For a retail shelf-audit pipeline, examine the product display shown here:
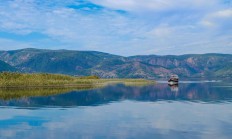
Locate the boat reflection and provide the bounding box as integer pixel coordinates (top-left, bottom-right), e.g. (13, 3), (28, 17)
(168, 84), (179, 92)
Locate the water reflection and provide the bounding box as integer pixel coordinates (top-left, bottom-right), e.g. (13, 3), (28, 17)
(0, 82), (232, 107)
(0, 82), (232, 139)
(169, 84), (179, 92)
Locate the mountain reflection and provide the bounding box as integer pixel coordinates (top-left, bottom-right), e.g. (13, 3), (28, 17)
(0, 82), (232, 107)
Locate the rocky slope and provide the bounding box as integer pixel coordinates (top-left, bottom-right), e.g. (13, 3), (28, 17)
(128, 54), (232, 78)
(0, 48), (231, 78)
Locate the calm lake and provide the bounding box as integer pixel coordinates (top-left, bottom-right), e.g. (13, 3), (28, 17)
(0, 81), (232, 139)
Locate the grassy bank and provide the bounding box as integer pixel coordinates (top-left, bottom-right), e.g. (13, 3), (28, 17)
(0, 72), (155, 88)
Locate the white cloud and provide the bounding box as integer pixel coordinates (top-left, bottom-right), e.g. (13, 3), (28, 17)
(204, 9), (232, 21)
(201, 9), (232, 32)
(148, 25), (173, 38)
(0, 0), (231, 55)
(90, 0), (220, 12)
(215, 9), (232, 17)
(0, 0), (140, 51)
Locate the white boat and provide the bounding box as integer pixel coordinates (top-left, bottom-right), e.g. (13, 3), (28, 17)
(168, 75), (179, 84)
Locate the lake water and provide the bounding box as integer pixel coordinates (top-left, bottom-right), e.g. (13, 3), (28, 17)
(0, 81), (232, 139)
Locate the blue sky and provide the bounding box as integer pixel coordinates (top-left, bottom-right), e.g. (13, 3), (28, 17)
(0, 0), (232, 56)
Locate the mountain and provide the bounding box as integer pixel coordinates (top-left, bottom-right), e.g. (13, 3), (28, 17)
(0, 48), (122, 76)
(0, 60), (16, 72)
(128, 54), (232, 78)
(0, 48), (231, 78)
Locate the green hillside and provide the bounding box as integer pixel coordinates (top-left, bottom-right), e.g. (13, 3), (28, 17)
(0, 49), (232, 78)
(0, 60), (16, 72)
(0, 48), (122, 76)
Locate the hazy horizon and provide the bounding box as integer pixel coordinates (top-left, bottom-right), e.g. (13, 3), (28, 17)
(0, 0), (232, 56)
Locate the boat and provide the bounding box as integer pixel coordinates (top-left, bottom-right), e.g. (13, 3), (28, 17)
(168, 75), (179, 85)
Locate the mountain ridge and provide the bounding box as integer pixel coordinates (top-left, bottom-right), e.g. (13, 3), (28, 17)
(0, 48), (231, 78)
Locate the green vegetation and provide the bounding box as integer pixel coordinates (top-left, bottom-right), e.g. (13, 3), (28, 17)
(0, 72), (154, 100)
(0, 87), (93, 100)
(0, 72), (155, 88)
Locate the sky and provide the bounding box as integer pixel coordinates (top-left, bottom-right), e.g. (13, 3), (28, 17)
(0, 0), (232, 56)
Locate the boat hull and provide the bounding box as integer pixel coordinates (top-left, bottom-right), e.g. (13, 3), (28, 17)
(168, 81), (178, 85)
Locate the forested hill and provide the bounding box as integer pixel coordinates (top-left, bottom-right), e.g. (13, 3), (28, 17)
(0, 60), (16, 72)
(0, 48), (231, 78)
